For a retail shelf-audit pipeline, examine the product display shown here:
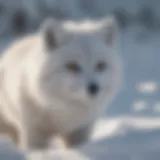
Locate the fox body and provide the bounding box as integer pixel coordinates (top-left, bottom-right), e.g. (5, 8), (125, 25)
(0, 16), (122, 150)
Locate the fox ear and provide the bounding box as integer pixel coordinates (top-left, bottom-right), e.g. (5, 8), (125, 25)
(40, 18), (72, 50)
(40, 18), (58, 49)
(100, 16), (118, 46)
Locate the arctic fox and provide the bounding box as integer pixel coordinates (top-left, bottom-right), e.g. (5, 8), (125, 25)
(0, 16), (122, 150)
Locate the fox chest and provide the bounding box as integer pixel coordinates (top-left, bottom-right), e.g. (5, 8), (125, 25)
(47, 104), (97, 134)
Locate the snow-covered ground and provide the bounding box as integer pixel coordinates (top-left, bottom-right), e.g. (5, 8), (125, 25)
(0, 0), (160, 159)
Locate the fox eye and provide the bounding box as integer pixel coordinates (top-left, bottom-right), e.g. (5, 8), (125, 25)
(66, 61), (81, 73)
(95, 61), (107, 72)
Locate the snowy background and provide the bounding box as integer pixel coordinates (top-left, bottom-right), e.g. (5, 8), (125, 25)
(1, 0), (160, 159)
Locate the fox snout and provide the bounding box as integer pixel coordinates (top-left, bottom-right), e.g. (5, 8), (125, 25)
(87, 82), (100, 96)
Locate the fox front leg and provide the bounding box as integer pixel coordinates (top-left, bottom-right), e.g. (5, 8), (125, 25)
(63, 124), (93, 148)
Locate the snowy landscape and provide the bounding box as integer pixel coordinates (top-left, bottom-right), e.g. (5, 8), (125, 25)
(1, 0), (160, 159)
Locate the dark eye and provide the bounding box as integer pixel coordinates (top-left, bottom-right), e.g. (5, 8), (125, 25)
(96, 61), (107, 72)
(66, 61), (81, 73)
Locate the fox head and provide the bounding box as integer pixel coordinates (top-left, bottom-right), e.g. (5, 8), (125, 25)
(34, 16), (122, 108)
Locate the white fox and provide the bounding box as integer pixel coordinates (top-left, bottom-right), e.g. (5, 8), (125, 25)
(0, 16), (122, 150)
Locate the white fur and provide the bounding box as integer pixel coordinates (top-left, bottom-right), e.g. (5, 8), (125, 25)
(0, 16), (122, 150)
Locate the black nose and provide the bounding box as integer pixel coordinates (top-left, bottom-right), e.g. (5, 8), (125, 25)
(87, 83), (99, 96)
